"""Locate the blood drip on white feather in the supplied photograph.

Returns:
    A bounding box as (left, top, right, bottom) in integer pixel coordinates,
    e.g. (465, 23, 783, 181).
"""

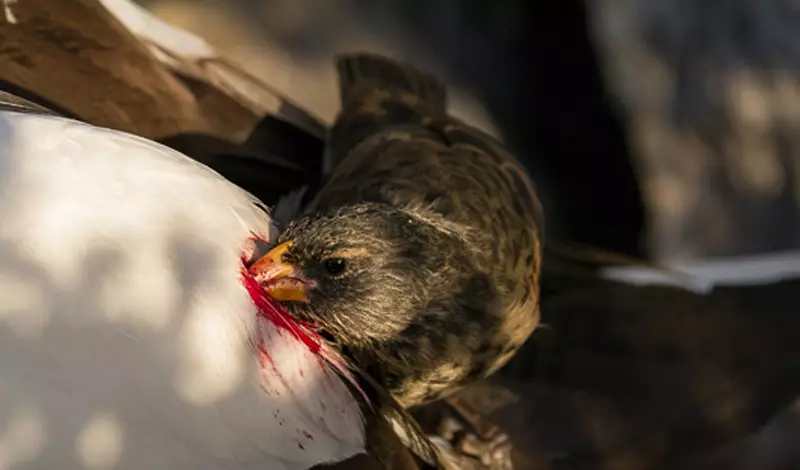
(240, 249, 321, 353)
(239, 234, 367, 403)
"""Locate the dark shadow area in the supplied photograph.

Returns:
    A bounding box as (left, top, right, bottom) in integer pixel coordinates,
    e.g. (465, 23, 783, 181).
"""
(388, 269, 800, 468)
(160, 113, 324, 208)
(0, 80, 80, 118)
(360, 0, 647, 256)
(470, 274, 800, 469)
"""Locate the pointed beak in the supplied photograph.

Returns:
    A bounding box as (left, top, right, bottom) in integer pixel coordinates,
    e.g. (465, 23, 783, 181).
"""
(248, 241, 309, 302)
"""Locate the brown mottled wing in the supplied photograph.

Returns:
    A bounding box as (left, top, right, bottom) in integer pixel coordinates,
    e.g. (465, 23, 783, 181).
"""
(317, 53, 544, 247)
(433, 119, 544, 374)
(327, 53, 447, 165)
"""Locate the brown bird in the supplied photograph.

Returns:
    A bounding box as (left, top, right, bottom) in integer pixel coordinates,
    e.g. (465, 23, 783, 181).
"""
(250, 53, 544, 409)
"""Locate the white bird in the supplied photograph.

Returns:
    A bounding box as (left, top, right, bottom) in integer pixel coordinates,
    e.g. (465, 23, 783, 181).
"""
(0, 105, 420, 470)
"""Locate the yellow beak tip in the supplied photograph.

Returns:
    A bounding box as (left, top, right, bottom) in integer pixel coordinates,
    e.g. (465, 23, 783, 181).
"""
(249, 241, 308, 302)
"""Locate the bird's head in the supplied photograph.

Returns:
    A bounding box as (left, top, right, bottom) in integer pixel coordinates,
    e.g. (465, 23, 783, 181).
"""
(248, 203, 464, 348)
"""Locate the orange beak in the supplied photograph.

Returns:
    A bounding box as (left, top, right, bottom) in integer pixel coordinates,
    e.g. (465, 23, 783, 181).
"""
(248, 241, 309, 302)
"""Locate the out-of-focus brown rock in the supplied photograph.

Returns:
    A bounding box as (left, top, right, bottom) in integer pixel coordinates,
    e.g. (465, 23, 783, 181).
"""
(587, 0, 800, 258)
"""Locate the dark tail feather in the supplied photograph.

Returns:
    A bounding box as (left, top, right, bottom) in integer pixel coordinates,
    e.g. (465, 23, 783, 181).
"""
(336, 53, 447, 114)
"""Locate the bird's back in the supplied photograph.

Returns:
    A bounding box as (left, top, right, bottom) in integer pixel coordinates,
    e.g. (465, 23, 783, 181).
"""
(318, 54, 543, 267)
(0, 110, 366, 469)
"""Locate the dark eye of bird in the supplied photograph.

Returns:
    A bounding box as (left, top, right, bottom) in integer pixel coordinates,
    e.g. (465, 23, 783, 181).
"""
(321, 258, 348, 276)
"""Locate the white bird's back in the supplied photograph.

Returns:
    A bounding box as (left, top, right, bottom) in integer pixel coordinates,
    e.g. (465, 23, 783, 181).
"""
(0, 111, 365, 470)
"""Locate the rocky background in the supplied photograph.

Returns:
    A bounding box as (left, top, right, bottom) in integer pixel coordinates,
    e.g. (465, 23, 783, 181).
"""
(137, 0, 800, 261)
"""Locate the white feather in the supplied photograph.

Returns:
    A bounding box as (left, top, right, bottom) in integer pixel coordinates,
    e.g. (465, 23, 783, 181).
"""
(1, 0, 16, 24)
(0, 111, 364, 469)
(97, 0, 216, 60)
(600, 250, 800, 294)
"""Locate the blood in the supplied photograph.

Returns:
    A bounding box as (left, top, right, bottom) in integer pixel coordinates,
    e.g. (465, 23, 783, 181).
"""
(240, 261, 321, 354)
(239, 239, 371, 405)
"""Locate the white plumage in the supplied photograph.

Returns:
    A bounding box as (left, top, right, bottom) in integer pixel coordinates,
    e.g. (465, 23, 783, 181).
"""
(0, 111, 365, 469)
(600, 250, 800, 294)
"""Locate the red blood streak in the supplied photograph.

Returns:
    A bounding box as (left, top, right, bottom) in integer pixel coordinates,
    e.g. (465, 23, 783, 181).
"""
(240, 237, 370, 405)
(297, 442, 305, 450)
(254, 342, 281, 395)
(301, 431, 314, 441)
(240, 257, 321, 354)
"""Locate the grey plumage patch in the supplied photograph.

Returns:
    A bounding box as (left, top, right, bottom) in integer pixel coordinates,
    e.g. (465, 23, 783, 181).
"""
(271, 185, 308, 231)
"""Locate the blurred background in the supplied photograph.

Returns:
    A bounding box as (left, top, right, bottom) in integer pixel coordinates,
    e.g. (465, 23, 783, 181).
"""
(137, 0, 800, 261)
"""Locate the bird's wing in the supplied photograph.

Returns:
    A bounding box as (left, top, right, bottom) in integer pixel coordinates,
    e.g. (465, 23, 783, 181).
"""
(351, 365, 443, 469)
(0, 110, 364, 469)
(0, 0, 326, 146)
(96, 0, 326, 138)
